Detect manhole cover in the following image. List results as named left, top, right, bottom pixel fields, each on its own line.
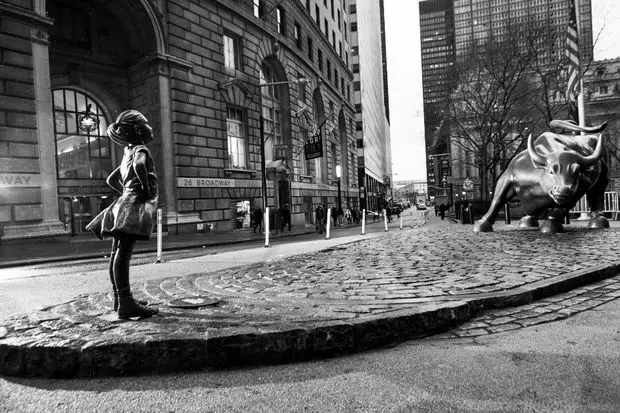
left=167, top=296, right=221, bottom=308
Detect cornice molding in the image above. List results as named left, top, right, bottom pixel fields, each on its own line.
left=0, top=3, right=54, bottom=28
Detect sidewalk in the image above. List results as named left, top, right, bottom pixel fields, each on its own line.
left=1, top=215, right=619, bottom=378
left=0, top=221, right=373, bottom=269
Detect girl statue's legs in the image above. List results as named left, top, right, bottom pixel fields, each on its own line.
left=113, top=233, right=158, bottom=319
left=109, top=238, right=146, bottom=312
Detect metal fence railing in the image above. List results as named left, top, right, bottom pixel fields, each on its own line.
left=570, top=191, right=620, bottom=220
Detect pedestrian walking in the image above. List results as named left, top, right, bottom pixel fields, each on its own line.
left=251, top=207, right=263, bottom=233
left=315, top=203, right=326, bottom=234
left=344, top=205, right=352, bottom=224
left=85, top=110, right=158, bottom=320
left=280, top=203, right=291, bottom=232
left=439, top=203, right=446, bottom=220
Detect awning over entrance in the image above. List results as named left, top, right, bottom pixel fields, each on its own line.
left=265, top=160, right=292, bottom=179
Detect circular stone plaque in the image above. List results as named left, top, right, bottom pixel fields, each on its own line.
left=167, top=296, right=221, bottom=308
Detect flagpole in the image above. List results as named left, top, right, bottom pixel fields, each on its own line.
left=574, top=0, right=586, bottom=129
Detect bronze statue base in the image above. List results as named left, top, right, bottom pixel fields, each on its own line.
left=540, top=218, right=564, bottom=234
left=588, top=214, right=610, bottom=229
left=473, top=220, right=493, bottom=233
left=518, top=216, right=539, bottom=228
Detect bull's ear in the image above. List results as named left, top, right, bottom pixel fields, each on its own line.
left=527, top=134, right=546, bottom=168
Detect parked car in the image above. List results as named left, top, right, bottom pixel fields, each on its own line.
left=416, top=203, right=427, bottom=210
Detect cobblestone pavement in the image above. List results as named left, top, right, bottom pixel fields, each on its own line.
left=2, top=220, right=620, bottom=377
left=439, top=273, right=620, bottom=338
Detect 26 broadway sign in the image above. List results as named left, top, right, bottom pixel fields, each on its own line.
left=304, top=131, right=323, bottom=160
left=177, top=177, right=236, bottom=188
left=0, top=174, right=40, bottom=187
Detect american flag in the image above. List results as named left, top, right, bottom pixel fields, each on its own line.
left=565, top=0, right=581, bottom=103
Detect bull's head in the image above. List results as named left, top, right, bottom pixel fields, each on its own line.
left=527, top=133, right=603, bottom=206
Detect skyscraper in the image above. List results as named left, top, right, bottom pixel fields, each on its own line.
left=350, top=0, right=392, bottom=211
left=419, top=0, right=594, bottom=199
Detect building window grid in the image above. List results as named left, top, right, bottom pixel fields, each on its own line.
left=52, top=88, right=111, bottom=179
left=227, top=106, right=247, bottom=169
left=223, top=33, right=240, bottom=71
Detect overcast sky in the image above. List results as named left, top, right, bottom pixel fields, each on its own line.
left=385, top=0, right=620, bottom=182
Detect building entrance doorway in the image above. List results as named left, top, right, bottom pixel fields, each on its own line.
left=234, top=199, right=251, bottom=230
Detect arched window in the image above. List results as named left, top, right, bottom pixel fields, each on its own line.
left=52, top=89, right=111, bottom=179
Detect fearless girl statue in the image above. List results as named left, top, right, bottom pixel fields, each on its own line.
left=86, top=110, right=159, bottom=319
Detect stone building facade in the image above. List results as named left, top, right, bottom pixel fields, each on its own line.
left=583, top=58, right=620, bottom=190
left=0, top=0, right=358, bottom=242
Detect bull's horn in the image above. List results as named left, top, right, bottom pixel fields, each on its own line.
left=527, top=134, right=546, bottom=167
left=549, top=119, right=607, bottom=133
left=578, top=133, right=604, bottom=166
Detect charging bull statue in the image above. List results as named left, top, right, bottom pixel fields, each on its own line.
left=474, top=120, right=609, bottom=234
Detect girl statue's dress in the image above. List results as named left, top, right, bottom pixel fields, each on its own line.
left=88, top=144, right=158, bottom=241
left=85, top=110, right=159, bottom=320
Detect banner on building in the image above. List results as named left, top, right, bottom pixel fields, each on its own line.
left=304, top=131, right=323, bottom=160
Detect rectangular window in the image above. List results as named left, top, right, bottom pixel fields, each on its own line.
left=324, top=18, right=328, bottom=36
left=277, top=6, right=286, bottom=35
left=318, top=49, right=323, bottom=71
left=298, top=71, right=307, bottom=103
left=349, top=4, right=356, bottom=13
left=332, top=30, right=335, bottom=46
left=337, top=9, right=341, bottom=29
left=352, top=63, right=359, bottom=73
left=351, top=46, right=358, bottom=56
left=227, top=107, right=246, bottom=168
left=331, top=0, right=335, bottom=18
left=334, top=70, right=338, bottom=88
left=339, top=40, right=342, bottom=56
left=315, top=4, right=320, bottom=24
left=294, top=22, right=301, bottom=48
left=353, top=81, right=360, bottom=91
left=306, top=0, right=310, bottom=12
left=344, top=22, right=347, bottom=41
left=351, top=22, right=357, bottom=31
left=327, top=60, right=331, bottom=80
left=308, top=37, right=314, bottom=61
left=223, top=33, right=240, bottom=71
left=253, top=0, right=264, bottom=18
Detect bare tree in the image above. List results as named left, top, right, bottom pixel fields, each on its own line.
left=446, top=29, right=535, bottom=201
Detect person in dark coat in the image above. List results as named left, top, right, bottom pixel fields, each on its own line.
left=251, top=207, right=263, bottom=233
left=280, top=203, right=291, bottom=232
left=315, top=204, right=326, bottom=234
left=439, top=203, right=446, bottom=220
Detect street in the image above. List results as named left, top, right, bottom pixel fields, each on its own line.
left=0, top=214, right=619, bottom=411
left=1, top=290, right=618, bottom=412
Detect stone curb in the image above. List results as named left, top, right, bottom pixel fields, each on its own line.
left=1, top=262, right=618, bottom=378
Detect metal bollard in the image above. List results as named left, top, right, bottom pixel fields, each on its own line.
left=362, top=209, right=366, bottom=235
left=504, top=204, right=511, bottom=225
left=326, top=208, right=331, bottom=239
left=384, top=209, right=388, bottom=231
left=265, top=207, right=270, bottom=248
left=155, top=208, right=163, bottom=263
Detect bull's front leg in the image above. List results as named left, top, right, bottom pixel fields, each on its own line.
left=586, top=163, right=610, bottom=229
left=474, top=174, right=515, bottom=233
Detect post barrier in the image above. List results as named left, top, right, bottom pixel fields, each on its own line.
left=326, top=208, right=331, bottom=239
left=362, top=209, right=366, bottom=235
left=264, top=207, right=270, bottom=248
left=155, top=208, right=163, bottom=263
left=504, top=204, right=511, bottom=225
left=383, top=209, right=388, bottom=231
left=400, top=214, right=403, bottom=229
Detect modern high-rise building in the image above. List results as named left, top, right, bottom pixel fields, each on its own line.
left=419, top=0, right=456, bottom=199
left=349, top=0, right=392, bottom=211
left=419, top=0, right=594, bottom=200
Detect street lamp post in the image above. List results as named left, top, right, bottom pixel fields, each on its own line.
left=258, top=77, right=309, bottom=212
left=336, top=165, right=342, bottom=219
